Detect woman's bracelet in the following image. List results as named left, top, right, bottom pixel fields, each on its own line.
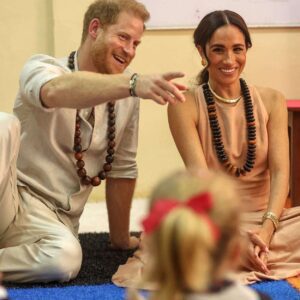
left=129, top=73, right=138, bottom=97
left=262, top=211, right=279, bottom=231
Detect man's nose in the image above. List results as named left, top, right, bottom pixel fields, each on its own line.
left=123, top=43, right=135, bottom=58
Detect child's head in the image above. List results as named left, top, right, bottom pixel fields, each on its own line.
left=141, top=169, right=240, bottom=299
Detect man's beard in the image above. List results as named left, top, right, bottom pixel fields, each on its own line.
left=91, top=42, right=129, bottom=74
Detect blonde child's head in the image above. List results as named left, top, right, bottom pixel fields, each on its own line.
left=141, top=169, right=241, bottom=300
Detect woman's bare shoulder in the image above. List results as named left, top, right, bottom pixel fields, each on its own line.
left=254, top=85, right=286, bottom=113
left=183, top=86, right=198, bottom=101
left=169, top=87, right=197, bottom=110
left=168, top=87, right=199, bottom=121
left=255, top=86, right=285, bottom=99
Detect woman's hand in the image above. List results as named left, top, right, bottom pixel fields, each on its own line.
left=245, top=227, right=274, bottom=274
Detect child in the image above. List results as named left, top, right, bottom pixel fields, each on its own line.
left=127, top=170, right=271, bottom=300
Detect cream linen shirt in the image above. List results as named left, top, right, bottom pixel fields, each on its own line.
left=13, top=53, right=139, bottom=234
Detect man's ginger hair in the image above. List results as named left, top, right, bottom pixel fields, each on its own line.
left=81, top=0, right=150, bottom=44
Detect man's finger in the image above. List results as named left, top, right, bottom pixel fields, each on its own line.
left=163, top=72, right=185, bottom=81
left=174, top=82, right=188, bottom=91
left=156, top=81, right=186, bottom=103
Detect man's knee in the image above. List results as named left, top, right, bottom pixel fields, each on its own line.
left=51, top=237, right=83, bottom=282
left=38, top=236, right=83, bottom=282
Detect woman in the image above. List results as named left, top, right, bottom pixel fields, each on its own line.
left=168, top=10, right=300, bottom=283
left=113, top=10, right=300, bottom=287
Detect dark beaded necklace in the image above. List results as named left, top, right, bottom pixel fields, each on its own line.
left=202, top=78, right=256, bottom=177
left=68, top=51, right=116, bottom=186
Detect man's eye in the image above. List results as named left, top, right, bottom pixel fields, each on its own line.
left=119, top=35, right=127, bottom=40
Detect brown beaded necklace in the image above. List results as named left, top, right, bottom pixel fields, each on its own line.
left=202, top=78, right=256, bottom=177
left=68, top=51, right=116, bottom=186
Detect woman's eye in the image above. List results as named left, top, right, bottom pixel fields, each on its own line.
left=212, top=48, right=223, bottom=53
left=234, top=47, right=244, bottom=52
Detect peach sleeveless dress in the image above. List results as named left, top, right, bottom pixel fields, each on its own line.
left=194, top=84, right=300, bottom=283
left=112, top=85, right=300, bottom=287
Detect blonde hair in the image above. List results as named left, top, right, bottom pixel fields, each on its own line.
left=142, top=169, right=240, bottom=300
left=81, top=0, right=150, bottom=44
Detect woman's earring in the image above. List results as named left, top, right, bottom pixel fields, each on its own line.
left=201, top=59, right=207, bottom=67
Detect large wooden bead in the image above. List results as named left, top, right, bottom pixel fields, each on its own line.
left=99, top=171, right=106, bottom=180
left=108, top=119, right=115, bottom=126
left=247, top=153, right=256, bottom=159
left=74, top=137, right=81, bottom=144
left=75, top=129, right=81, bottom=137
left=76, top=159, right=85, bottom=168
left=91, top=176, right=101, bottom=186
left=107, top=147, right=115, bottom=155
left=219, top=154, right=228, bottom=162
left=74, top=144, right=82, bottom=152
left=245, top=161, right=254, bottom=168
left=109, top=126, right=116, bottom=133
left=103, top=163, right=112, bottom=172
left=77, top=168, right=87, bottom=177
left=109, top=112, right=116, bottom=119
left=75, top=152, right=83, bottom=160
left=248, top=144, right=256, bottom=149
left=243, top=165, right=251, bottom=172
left=106, top=155, right=114, bottom=163
left=108, top=141, right=116, bottom=148
left=108, top=133, right=115, bottom=140
left=82, top=176, right=92, bottom=185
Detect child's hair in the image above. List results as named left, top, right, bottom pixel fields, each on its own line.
left=141, top=169, right=240, bottom=300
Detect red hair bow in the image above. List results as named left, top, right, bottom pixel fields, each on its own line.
left=141, top=192, right=220, bottom=241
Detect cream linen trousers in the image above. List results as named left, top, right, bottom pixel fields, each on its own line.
left=0, top=112, right=82, bottom=282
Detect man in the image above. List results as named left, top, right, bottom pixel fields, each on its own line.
left=0, top=0, right=185, bottom=283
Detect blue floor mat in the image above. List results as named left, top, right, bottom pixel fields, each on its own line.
left=8, top=280, right=300, bottom=300
left=8, top=284, right=126, bottom=300
left=251, top=280, right=300, bottom=300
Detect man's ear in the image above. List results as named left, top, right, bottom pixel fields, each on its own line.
left=88, top=18, right=102, bottom=39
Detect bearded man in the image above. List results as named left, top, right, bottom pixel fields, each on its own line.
left=0, top=0, right=185, bottom=283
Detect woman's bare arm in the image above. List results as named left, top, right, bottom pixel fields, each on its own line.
left=168, top=90, right=208, bottom=170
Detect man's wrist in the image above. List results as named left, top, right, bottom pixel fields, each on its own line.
left=129, top=73, right=138, bottom=97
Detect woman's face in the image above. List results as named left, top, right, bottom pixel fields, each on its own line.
left=201, top=24, right=247, bottom=87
